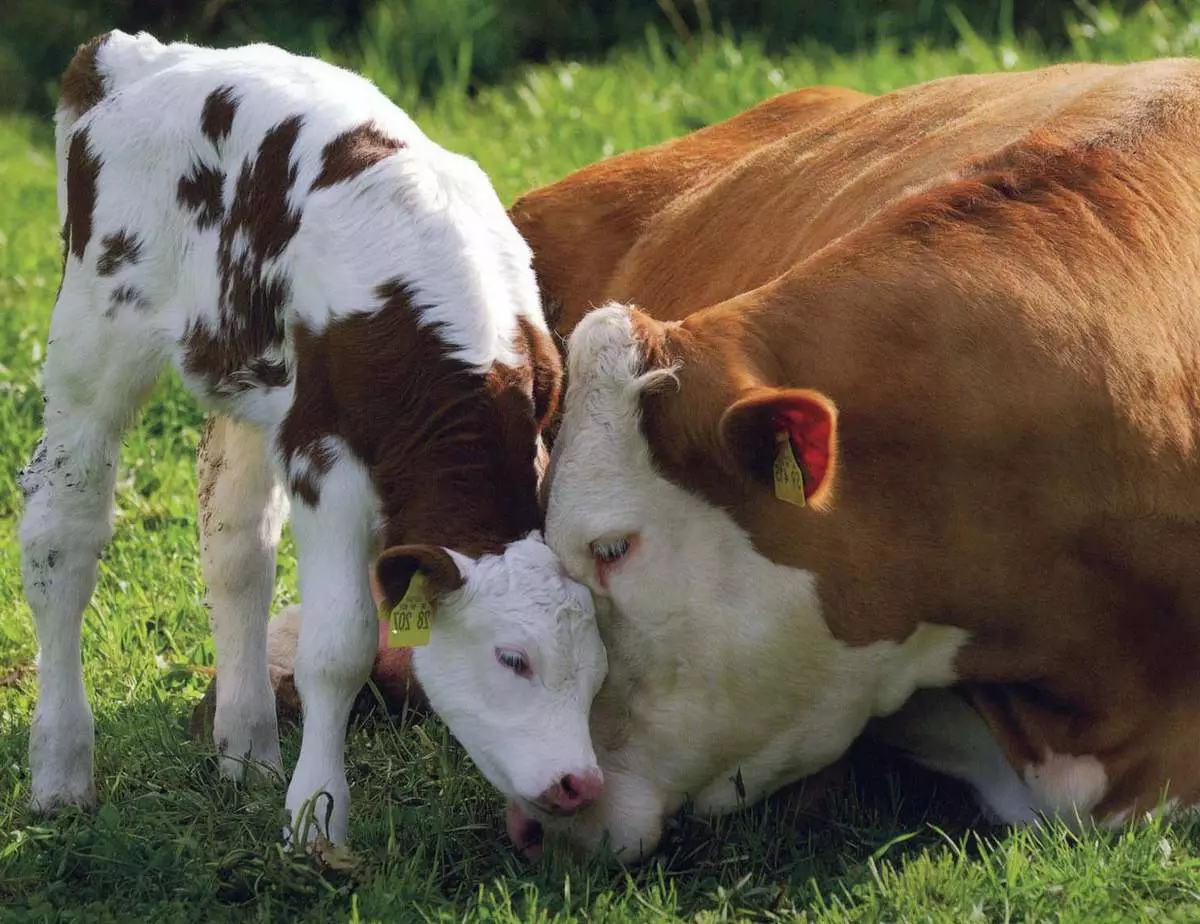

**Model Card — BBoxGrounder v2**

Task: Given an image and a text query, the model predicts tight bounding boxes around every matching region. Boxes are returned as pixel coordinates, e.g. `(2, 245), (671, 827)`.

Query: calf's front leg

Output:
(283, 447), (379, 845)
(198, 414), (288, 780)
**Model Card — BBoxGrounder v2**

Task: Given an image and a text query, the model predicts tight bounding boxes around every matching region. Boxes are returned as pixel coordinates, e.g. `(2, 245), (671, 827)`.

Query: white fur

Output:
(538, 304), (969, 860)
(870, 689), (1042, 825)
(1023, 749), (1109, 822)
(21, 30), (599, 846)
(871, 690), (1113, 828)
(412, 534), (607, 807)
(285, 443), (380, 844)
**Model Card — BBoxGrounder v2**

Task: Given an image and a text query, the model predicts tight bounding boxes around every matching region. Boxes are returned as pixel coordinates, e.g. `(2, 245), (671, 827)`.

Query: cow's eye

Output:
(590, 537), (630, 564)
(495, 646), (532, 679)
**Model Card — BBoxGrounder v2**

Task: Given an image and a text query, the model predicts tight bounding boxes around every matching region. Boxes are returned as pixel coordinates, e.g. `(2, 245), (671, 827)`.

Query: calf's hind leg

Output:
(20, 276), (165, 812)
(198, 413), (288, 780)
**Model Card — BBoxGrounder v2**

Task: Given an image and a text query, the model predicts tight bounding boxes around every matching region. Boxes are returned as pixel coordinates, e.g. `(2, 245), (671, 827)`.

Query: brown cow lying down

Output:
(201, 57), (1200, 861)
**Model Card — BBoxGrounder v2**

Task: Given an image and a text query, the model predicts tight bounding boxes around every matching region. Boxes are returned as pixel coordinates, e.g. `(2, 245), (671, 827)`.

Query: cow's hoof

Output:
(190, 665), (304, 745)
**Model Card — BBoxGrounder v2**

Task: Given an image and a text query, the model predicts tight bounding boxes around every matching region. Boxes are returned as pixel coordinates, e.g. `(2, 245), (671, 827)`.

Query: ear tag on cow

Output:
(773, 430), (808, 508)
(384, 572), (433, 649)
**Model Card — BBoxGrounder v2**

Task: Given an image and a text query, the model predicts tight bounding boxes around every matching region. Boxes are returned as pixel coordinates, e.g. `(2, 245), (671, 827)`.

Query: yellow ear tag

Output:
(773, 431), (808, 508)
(383, 572), (433, 649)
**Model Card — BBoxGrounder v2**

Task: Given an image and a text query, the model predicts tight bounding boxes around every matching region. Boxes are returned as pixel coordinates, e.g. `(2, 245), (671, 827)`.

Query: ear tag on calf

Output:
(384, 572), (433, 649)
(773, 430), (808, 507)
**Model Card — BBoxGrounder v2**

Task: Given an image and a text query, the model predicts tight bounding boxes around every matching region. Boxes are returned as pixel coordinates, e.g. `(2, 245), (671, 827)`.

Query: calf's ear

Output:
(515, 316), (563, 431)
(374, 544), (467, 612)
(718, 386), (838, 508)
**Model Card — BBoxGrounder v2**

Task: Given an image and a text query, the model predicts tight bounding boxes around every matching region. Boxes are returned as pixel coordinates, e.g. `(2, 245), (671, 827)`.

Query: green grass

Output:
(7, 7), (1200, 920)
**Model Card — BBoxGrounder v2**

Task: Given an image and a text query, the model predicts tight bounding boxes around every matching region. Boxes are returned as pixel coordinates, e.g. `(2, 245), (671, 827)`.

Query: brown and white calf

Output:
(18, 31), (606, 845)
(505, 59), (1200, 859)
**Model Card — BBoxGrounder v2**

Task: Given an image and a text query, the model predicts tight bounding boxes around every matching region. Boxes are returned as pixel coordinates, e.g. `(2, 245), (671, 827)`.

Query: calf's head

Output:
(374, 532), (607, 815)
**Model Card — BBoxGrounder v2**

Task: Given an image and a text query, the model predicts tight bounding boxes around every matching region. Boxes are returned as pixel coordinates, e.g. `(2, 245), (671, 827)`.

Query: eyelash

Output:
(591, 537), (630, 564)
(495, 647), (532, 679)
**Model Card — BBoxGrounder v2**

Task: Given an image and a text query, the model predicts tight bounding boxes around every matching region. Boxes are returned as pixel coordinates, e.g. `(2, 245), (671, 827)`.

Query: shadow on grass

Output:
(0, 692), (989, 921)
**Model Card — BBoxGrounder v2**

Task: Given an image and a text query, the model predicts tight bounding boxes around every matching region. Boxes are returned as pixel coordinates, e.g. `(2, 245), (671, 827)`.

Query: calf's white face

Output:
(376, 532), (608, 812)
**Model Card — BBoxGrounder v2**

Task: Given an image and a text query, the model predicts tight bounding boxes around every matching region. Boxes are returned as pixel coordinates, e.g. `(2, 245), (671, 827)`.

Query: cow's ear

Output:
(373, 543), (466, 612)
(718, 387), (838, 508)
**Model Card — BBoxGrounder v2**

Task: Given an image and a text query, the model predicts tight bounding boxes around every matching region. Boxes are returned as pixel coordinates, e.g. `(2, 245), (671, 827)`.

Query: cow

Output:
(17, 30), (607, 848)
(500, 58), (1200, 860)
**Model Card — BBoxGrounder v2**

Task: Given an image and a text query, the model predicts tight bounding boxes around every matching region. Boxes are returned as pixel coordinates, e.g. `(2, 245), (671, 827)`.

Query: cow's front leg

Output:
(283, 447), (379, 846)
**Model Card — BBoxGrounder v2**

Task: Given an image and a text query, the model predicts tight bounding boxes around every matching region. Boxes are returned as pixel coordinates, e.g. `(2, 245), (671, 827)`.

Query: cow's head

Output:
(526, 302), (857, 862)
(374, 531), (608, 817)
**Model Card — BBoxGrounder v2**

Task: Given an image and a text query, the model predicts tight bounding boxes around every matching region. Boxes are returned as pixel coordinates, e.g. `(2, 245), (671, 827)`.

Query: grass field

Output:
(6, 8), (1200, 921)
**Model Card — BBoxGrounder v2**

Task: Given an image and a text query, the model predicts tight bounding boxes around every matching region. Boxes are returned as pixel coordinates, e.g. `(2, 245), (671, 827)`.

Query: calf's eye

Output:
(590, 537), (630, 564)
(495, 646), (532, 679)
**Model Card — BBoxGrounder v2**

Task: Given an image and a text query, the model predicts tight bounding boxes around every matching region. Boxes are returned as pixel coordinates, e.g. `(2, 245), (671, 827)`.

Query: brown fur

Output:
(96, 230), (142, 276)
(375, 543), (466, 610)
(182, 115), (304, 396)
(310, 121), (406, 191)
(200, 86), (239, 146)
(105, 284), (150, 317)
(512, 59), (1200, 820)
(276, 280), (547, 556)
(60, 32), (112, 118)
(65, 128), (102, 262)
(177, 163), (226, 231)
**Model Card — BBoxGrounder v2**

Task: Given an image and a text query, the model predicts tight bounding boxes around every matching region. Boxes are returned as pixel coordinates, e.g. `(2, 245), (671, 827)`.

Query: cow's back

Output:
(516, 60), (1200, 327)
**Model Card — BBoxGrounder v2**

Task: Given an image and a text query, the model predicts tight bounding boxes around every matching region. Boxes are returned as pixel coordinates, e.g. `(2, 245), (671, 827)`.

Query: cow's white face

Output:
(527, 303), (968, 862)
(401, 533), (608, 814)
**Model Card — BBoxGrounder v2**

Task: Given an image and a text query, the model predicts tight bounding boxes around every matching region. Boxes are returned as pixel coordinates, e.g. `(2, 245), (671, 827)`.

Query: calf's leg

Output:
(283, 451), (379, 845)
(197, 413), (288, 780)
(20, 276), (165, 812)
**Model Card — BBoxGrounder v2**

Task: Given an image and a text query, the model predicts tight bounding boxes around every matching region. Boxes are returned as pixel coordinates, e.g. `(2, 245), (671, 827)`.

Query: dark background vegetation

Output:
(0, 0), (1150, 112)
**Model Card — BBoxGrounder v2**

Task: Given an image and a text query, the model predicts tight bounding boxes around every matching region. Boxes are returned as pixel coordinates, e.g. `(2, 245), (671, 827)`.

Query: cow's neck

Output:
(285, 287), (543, 561)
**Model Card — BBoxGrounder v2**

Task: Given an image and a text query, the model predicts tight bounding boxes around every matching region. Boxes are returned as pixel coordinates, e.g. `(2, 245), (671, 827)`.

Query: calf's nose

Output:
(540, 769), (603, 813)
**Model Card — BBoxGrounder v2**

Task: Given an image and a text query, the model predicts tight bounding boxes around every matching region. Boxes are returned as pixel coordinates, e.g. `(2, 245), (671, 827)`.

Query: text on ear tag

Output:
(384, 571), (433, 649)
(773, 431), (807, 507)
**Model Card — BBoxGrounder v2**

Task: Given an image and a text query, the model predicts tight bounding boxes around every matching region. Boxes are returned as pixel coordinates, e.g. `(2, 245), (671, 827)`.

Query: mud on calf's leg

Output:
(20, 434), (110, 813)
(21, 298), (165, 812)
(283, 446), (380, 845)
(198, 413), (288, 780)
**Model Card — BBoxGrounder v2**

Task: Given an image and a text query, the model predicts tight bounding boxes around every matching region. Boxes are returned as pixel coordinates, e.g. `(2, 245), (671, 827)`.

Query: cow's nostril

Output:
(561, 774), (580, 800)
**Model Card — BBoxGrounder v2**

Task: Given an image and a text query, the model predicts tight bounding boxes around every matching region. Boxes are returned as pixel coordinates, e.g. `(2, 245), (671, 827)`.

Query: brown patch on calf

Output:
(288, 435), (336, 507)
(177, 163), (226, 231)
(310, 121), (405, 192)
(60, 32), (112, 117)
(512, 316), (562, 429)
(181, 115), (304, 396)
(201, 86), (239, 146)
(65, 128), (102, 261)
(105, 284), (150, 317)
(96, 231), (142, 276)
(277, 281), (546, 554)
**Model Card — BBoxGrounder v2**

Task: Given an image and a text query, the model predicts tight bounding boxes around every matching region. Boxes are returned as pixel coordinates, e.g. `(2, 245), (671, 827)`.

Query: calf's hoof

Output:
(29, 784), (98, 816)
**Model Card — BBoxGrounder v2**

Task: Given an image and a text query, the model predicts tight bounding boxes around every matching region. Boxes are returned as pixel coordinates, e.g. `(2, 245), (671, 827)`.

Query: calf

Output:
(18, 31), (606, 846)
(506, 59), (1200, 859)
